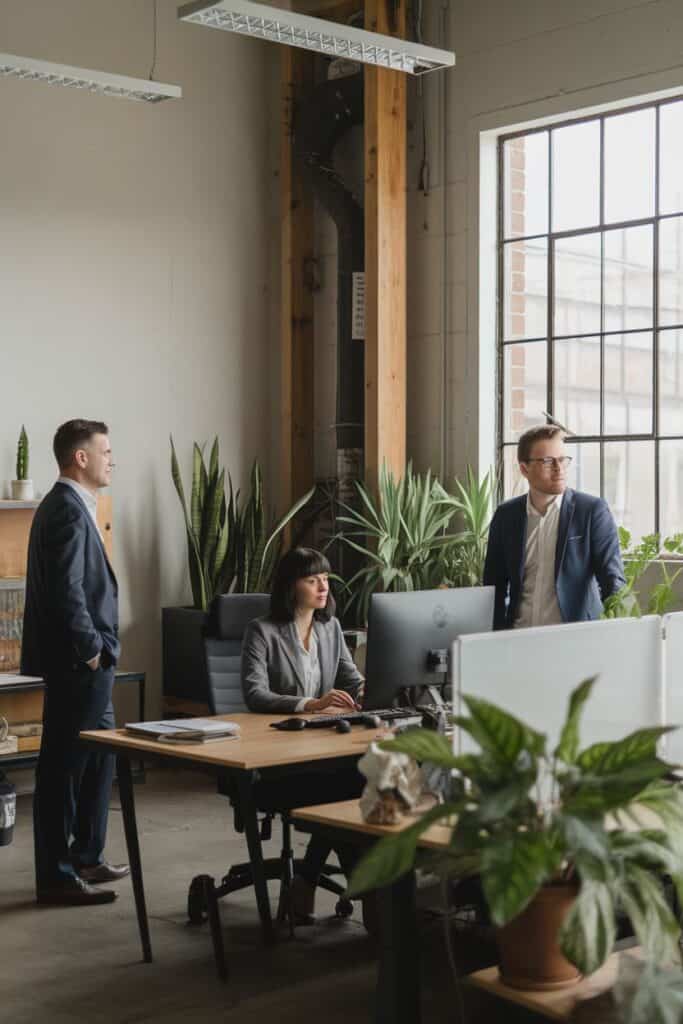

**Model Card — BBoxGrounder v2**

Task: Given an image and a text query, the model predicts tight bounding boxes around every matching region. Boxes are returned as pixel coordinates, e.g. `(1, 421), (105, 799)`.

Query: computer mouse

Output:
(362, 714), (382, 729)
(277, 717), (307, 731)
(335, 719), (352, 734)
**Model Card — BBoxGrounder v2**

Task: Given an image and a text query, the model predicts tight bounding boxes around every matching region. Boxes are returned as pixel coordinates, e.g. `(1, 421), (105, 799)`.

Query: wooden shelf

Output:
(0, 578), (25, 590)
(0, 500), (40, 510)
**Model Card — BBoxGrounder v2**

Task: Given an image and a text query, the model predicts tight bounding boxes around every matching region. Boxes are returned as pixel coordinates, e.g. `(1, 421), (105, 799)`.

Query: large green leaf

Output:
(559, 878), (616, 975)
(460, 694), (546, 765)
(577, 727), (674, 775)
(627, 964), (683, 1024)
(170, 436), (207, 610)
(554, 677), (597, 765)
(559, 814), (610, 863)
(564, 760), (672, 815)
(379, 730), (459, 769)
(617, 863), (680, 965)
(347, 802), (461, 896)
(480, 831), (562, 926)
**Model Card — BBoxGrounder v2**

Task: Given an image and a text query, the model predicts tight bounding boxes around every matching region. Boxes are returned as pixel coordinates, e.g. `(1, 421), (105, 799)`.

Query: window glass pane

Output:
(603, 225), (653, 332)
(603, 440), (654, 542)
(659, 216), (683, 327)
(503, 342), (547, 443)
(564, 441), (601, 495)
(659, 330), (683, 437)
(604, 108), (655, 223)
(503, 239), (548, 340)
(503, 133), (549, 239)
(603, 332), (653, 436)
(659, 439), (683, 539)
(503, 445), (527, 500)
(551, 120), (600, 232)
(660, 100), (683, 215)
(553, 336), (601, 436)
(554, 233), (601, 336)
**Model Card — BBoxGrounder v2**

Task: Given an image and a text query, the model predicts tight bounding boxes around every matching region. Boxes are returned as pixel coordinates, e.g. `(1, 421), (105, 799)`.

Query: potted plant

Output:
(349, 677), (683, 990)
(602, 528), (683, 619)
(11, 426), (33, 501)
(163, 437), (313, 705)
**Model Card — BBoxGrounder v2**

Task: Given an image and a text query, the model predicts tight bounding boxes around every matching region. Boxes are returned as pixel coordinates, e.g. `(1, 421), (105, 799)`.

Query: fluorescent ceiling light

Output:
(178, 0), (455, 75)
(0, 53), (182, 103)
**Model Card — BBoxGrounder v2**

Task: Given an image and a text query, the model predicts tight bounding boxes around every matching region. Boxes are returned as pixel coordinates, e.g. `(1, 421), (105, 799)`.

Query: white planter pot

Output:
(10, 479), (34, 501)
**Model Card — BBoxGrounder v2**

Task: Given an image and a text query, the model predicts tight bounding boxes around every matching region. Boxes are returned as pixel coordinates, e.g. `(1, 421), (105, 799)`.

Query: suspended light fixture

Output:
(0, 52), (181, 102)
(178, 0), (455, 75)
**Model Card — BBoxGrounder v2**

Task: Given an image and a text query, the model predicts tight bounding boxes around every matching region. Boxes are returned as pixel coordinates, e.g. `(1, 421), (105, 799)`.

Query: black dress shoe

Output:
(77, 862), (130, 884)
(37, 877), (118, 906)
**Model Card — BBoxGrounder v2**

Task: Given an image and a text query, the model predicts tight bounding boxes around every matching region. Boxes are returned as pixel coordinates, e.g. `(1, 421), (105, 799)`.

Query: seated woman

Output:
(241, 546), (365, 920)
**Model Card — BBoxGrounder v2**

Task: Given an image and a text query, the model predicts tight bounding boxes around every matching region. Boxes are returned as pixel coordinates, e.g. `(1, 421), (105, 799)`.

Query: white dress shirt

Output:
(292, 623), (322, 712)
(58, 476), (101, 534)
(514, 492), (564, 629)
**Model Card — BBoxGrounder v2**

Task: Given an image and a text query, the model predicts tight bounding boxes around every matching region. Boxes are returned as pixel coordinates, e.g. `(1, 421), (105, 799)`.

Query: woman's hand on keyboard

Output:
(303, 689), (360, 714)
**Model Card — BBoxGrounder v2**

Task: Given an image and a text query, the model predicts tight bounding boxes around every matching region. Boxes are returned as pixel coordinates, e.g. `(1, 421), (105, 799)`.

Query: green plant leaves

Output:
(347, 801), (461, 897)
(379, 729), (459, 769)
(480, 831), (562, 926)
(555, 677), (597, 765)
(559, 878), (616, 975)
(458, 694), (546, 765)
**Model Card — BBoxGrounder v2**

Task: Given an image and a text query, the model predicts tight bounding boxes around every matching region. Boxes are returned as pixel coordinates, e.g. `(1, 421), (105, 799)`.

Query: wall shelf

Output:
(0, 578), (25, 590)
(0, 500), (40, 510)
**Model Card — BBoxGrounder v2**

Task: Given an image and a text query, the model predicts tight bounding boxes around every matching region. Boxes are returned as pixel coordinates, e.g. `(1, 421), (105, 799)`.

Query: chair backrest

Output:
(203, 594), (271, 715)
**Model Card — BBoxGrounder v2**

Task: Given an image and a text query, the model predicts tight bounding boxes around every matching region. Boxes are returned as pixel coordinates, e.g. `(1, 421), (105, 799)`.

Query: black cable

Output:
(149, 0), (158, 81)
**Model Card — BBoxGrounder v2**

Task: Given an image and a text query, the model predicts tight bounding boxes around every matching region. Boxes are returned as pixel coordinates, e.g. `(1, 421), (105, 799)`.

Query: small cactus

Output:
(16, 426), (29, 481)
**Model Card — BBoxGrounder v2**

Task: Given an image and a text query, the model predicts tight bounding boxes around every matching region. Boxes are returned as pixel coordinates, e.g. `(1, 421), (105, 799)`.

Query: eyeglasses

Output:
(526, 456), (573, 469)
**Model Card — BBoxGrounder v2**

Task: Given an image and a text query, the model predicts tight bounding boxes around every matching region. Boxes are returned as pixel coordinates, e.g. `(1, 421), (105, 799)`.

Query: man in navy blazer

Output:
(21, 420), (128, 905)
(484, 425), (625, 631)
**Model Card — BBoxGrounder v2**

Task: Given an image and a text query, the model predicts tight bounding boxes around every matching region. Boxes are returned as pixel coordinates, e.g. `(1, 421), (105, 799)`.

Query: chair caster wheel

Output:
(188, 874), (210, 924)
(335, 897), (354, 918)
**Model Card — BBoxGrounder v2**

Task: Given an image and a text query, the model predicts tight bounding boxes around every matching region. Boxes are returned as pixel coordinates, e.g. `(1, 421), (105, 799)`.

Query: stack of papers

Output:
(124, 718), (240, 744)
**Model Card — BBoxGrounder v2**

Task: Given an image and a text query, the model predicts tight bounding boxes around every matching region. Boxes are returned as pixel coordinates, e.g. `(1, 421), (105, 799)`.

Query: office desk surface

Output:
(293, 798), (452, 849)
(80, 713), (391, 770)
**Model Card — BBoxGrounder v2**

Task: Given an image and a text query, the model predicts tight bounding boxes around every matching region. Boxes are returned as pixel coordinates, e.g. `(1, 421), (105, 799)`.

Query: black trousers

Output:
(34, 666), (115, 890)
(255, 758), (363, 883)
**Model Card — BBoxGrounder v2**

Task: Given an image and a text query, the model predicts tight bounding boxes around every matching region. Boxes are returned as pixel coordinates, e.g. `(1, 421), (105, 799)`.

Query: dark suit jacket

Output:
(483, 488), (625, 630)
(241, 616), (363, 714)
(21, 482), (119, 677)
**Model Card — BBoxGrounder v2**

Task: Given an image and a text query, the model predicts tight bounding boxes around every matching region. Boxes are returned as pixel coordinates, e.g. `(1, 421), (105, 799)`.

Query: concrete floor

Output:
(0, 769), (542, 1024)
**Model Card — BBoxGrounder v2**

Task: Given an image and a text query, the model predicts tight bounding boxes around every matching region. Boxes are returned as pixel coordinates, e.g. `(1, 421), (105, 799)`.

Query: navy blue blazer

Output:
(483, 488), (625, 630)
(21, 482), (120, 677)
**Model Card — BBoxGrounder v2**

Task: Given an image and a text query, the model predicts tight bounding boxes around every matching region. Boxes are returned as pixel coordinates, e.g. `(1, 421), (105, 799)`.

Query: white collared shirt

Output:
(292, 623), (322, 712)
(58, 476), (101, 535)
(514, 492), (564, 629)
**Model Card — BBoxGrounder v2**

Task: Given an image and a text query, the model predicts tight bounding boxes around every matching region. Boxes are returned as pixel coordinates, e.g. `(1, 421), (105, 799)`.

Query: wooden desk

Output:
(80, 716), (387, 978)
(468, 948), (644, 1021)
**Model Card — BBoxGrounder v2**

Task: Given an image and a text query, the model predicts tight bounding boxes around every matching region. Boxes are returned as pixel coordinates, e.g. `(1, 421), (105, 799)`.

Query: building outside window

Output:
(498, 97), (683, 542)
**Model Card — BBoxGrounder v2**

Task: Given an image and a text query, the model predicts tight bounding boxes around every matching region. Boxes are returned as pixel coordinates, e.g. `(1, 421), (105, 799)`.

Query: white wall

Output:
(0, 1), (275, 714)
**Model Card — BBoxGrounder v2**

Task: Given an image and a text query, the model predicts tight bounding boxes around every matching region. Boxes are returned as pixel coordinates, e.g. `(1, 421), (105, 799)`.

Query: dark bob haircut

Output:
(269, 547), (335, 623)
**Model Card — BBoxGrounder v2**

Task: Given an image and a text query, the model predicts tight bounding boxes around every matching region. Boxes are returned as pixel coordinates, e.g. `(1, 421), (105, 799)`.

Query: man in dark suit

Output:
(21, 419), (129, 905)
(484, 425), (625, 631)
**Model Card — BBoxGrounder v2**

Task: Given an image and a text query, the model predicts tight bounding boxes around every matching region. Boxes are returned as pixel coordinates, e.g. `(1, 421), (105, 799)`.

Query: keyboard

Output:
(293, 708), (421, 730)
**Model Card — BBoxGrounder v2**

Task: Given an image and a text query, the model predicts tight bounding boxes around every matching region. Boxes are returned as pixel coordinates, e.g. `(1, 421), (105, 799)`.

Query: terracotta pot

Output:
(496, 883), (581, 991)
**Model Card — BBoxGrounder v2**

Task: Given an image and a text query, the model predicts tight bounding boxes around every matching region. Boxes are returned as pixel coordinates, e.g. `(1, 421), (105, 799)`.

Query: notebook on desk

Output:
(124, 718), (240, 743)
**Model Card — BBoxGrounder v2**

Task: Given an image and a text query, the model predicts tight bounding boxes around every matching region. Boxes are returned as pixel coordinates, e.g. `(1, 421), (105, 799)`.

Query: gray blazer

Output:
(241, 615), (363, 714)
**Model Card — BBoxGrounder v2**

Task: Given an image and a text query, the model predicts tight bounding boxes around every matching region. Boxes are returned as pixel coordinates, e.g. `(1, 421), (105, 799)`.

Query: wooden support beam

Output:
(364, 0), (407, 492)
(280, 49), (316, 511)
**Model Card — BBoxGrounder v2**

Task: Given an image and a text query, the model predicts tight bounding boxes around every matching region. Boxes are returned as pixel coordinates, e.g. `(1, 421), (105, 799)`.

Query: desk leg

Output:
(375, 871), (420, 1024)
(235, 771), (275, 944)
(117, 754), (153, 963)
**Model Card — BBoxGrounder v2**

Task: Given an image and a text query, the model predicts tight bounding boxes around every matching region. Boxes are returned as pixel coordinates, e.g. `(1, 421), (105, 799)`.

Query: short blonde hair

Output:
(517, 425), (564, 464)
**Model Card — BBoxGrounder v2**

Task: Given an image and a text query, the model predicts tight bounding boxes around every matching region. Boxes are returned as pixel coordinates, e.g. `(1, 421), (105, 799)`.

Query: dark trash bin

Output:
(0, 779), (16, 846)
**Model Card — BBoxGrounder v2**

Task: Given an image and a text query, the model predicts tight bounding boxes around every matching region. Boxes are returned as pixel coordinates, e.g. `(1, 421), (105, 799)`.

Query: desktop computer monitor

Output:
(363, 586), (495, 710)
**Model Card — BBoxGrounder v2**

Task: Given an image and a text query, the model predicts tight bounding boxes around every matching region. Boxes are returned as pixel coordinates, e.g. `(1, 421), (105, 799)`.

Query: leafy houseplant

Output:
(11, 425), (33, 500)
(335, 462), (494, 623)
(602, 527), (683, 619)
(170, 436), (313, 611)
(349, 677), (683, 987)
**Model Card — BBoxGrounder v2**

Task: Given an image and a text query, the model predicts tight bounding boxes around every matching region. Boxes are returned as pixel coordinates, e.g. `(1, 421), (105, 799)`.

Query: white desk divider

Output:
(663, 612), (683, 765)
(451, 617), (663, 758)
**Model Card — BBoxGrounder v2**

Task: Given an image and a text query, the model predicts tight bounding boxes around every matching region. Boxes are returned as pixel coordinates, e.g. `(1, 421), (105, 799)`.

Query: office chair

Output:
(187, 594), (352, 969)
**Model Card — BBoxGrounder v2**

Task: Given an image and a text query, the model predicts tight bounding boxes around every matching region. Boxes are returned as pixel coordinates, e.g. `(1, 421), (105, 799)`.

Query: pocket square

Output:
(568, 534), (584, 541)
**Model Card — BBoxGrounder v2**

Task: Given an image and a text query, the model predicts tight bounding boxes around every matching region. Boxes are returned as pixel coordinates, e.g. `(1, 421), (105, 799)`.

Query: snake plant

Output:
(16, 426), (28, 481)
(170, 436), (313, 610)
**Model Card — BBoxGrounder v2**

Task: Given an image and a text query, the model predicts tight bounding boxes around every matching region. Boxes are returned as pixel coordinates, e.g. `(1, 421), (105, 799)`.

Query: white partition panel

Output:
(452, 617), (663, 757)
(663, 612), (683, 765)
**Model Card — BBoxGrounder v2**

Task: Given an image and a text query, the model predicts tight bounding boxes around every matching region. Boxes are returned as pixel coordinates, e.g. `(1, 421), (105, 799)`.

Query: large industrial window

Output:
(498, 97), (683, 541)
